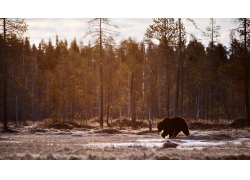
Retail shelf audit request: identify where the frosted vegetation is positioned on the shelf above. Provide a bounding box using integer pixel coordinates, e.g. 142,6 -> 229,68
1,118 -> 250,160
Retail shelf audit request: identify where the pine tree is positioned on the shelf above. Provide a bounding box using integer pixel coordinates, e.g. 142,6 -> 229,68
203,18 -> 221,121
1,18 -> 28,132
84,18 -> 119,127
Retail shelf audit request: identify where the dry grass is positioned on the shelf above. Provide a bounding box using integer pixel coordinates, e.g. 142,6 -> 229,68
1,135 -> 250,160
2,116 -> 243,132
1,117 -> 250,160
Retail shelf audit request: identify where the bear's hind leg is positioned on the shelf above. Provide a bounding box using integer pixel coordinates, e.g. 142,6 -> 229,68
168,130 -> 174,138
182,129 -> 190,136
173,130 -> 181,137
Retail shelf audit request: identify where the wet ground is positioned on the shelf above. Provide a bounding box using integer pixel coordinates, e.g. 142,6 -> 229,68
1,125 -> 250,159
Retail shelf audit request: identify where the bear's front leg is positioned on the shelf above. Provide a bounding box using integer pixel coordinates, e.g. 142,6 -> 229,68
168,130 -> 174,138
161,132 -> 166,138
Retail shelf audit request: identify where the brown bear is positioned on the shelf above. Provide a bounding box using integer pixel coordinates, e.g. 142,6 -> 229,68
157,117 -> 190,138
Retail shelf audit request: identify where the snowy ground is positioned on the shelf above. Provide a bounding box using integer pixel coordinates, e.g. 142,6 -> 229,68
1,124 -> 250,160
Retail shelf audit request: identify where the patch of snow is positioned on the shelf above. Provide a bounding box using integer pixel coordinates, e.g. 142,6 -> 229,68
24,126 -> 34,129
232,141 -> 241,145
71,133 -> 84,137
46,143 -> 60,146
83,142 -> 164,148
176,146 -> 204,150
137,139 -> 166,142
238,138 -> 250,141
182,141 -> 226,147
2,141 -> 19,143
180,139 -> 198,142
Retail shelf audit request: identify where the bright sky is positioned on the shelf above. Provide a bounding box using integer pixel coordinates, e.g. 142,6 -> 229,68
1,0 -> 247,49
23,18 -> 235,48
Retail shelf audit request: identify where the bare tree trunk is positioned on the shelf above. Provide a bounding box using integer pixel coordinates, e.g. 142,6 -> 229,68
119,49 -> 122,123
187,63 -> 191,118
196,86 -> 200,121
15,96 -> 18,124
217,84 -> 220,123
62,50 -> 65,121
157,58 -> 162,118
166,70 -> 170,117
106,70 -> 111,126
163,68 -> 166,116
3,18 -> 8,131
175,18 -> 181,116
147,56 -> 152,131
72,77 -> 75,121
142,52 -> 145,120
244,18 -> 250,126
91,59 -> 94,119
99,18 -> 104,128
32,48 -> 36,122
131,72 -> 136,128
106,91 -> 110,126
128,70 -> 131,119
202,58 -> 205,121
181,60 -> 184,116
211,19 -> 214,122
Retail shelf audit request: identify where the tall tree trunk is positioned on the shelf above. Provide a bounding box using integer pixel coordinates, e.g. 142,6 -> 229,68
106,70 -> 111,126
175,18 -> 181,116
165,69 -> 170,117
99,18 -> 103,127
181,58 -> 184,116
244,18 -> 250,126
131,72 -> 136,128
157,57 -> 162,118
187,63 -> 191,118
119,49 -> 122,123
163,68 -> 166,116
195,86 -> 200,121
32,48 -> 36,122
142,52 -> 145,120
3,18 -> 8,131
128,71 -> 130,119
202,58 -> 205,121
147,57 -> 152,131
211,19 -> 214,122
62,50 -> 65,121
106,90 -> 110,126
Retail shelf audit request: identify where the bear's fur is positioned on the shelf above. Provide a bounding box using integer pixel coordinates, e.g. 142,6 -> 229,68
157,117 -> 190,138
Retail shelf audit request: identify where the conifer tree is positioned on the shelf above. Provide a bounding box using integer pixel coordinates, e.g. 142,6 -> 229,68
84,18 -> 119,127
1,18 -> 28,132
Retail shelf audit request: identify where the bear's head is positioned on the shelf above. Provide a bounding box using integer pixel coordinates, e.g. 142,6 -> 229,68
157,117 -> 171,132
156,121 -> 164,132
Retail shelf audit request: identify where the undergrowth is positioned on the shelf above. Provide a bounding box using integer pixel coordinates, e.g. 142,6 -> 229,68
1,117 -> 248,132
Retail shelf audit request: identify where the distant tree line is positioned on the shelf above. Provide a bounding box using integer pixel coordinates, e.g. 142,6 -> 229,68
1,18 -> 250,130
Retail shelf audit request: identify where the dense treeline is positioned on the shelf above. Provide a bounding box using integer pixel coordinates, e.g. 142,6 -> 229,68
1,18 -> 250,129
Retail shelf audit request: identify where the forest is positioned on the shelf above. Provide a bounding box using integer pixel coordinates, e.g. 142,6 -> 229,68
1,18 -> 250,161
0,18 -> 250,131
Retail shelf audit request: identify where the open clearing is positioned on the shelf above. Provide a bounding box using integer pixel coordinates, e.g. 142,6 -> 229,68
1,122 -> 250,160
